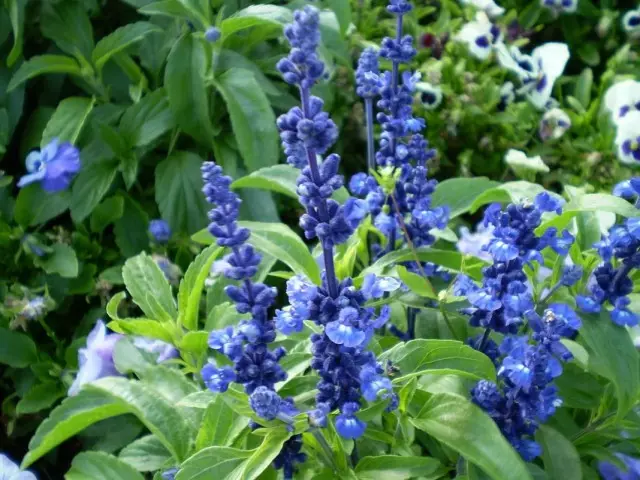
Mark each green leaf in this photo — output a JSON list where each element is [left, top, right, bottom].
[[0, 327, 37, 367], [118, 435, 171, 472], [176, 447, 252, 480], [119, 88, 174, 147], [380, 339, 496, 383], [66, 451, 144, 480], [355, 455, 445, 480], [536, 426, 581, 480], [215, 68, 279, 171], [71, 161, 119, 223], [397, 265, 436, 299], [325, 0, 352, 34], [193, 221, 321, 284], [6, 0, 25, 66], [140, 366, 198, 404], [579, 312, 640, 417], [8, 55, 82, 92], [107, 319, 174, 343], [195, 396, 244, 450], [138, 0, 204, 24], [178, 244, 224, 330], [36, 243, 79, 278], [575, 68, 593, 108], [242, 429, 292, 480], [42, 96, 96, 146], [122, 252, 177, 321], [470, 181, 553, 213], [155, 151, 210, 235], [17, 382, 65, 415], [14, 185, 70, 226], [432, 177, 500, 218], [361, 247, 486, 281], [411, 393, 532, 480], [93, 22, 160, 70], [40, 1, 94, 60], [220, 5, 292, 37], [114, 194, 149, 258], [90, 196, 125, 233], [165, 34, 214, 146]]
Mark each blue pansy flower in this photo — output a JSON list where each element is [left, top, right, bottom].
[[18, 138, 81, 193]]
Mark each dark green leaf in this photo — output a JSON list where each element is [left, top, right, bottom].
[[155, 151, 210, 234], [40, 1, 94, 60], [90, 196, 125, 233], [433, 177, 500, 218], [6, 0, 25, 66], [411, 393, 531, 480], [36, 243, 79, 278], [380, 339, 496, 382], [355, 455, 445, 480], [93, 22, 161, 70], [536, 426, 581, 480], [42, 96, 96, 146], [114, 194, 149, 257], [71, 161, 119, 223], [8, 55, 82, 92], [17, 382, 65, 414], [165, 34, 214, 146], [14, 185, 70, 226], [215, 68, 279, 171], [66, 451, 144, 480], [0, 327, 37, 368], [119, 88, 174, 147], [575, 69, 593, 108]]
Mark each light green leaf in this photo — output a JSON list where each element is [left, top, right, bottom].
[[71, 160, 119, 223], [575, 68, 593, 108], [7, 55, 82, 92], [107, 319, 174, 343], [119, 88, 174, 147], [14, 185, 70, 226], [93, 22, 161, 70], [193, 221, 321, 284], [0, 327, 37, 367], [195, 396, 244, 450], [432, 177, 500, 218], [215, 68, 279, 171], [155, 151, 210, 235], [66, 451, 144, 480], [536, 426, 582, 480], [579, 312, 640, 417], [119, 435, 171, 472], [469, 181, 551, 213], [140, 366, 198, 405], [165, 34, 214, 146], [411, 393, 532, 480], [178, 331, 208, 356], [242, 429, 292, 480], [42, 96, 96, 146], [397, 265, 436, 299], [355, 455, 445, 480], [178, 244, 224, 330], [17, 382, 65, 415], [380, 339, 496, 382], [177, 391, 217, 409], [36, 243, 79, 278], [122, 252, 177, 321], [176, 447, 252, 480], [138, 0, 202, 23], [220, 5, 292, 37]]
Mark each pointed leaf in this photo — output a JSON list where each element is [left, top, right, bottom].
[[119, 435, 171, 472], [355, 455, 445, 480], [7, 55, 82, 92], [93, 22, 161, 70], [66, 451, 144, 480], [41, 96, 96, 146], [176, 447, 252, 480]]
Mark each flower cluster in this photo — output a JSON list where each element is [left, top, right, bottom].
[[276, 5, 398, 441], [17, 138, 81, 193], [576, 178, 640, 327]]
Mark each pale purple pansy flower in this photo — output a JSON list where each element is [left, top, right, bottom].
[[17, 138, 81, 193], [68, 320, 123, 396], [0, 454, 36, 480]]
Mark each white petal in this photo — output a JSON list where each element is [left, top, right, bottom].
[[86, 320, 107, 350], [534, 42, 570, 82], [505, 149, 549, 172], [615, 111, 640, 165], [604, 79, 640, 123]]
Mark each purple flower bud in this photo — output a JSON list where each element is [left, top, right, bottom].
[[149, 219, 172, 244], [205, 26, 221, 42]]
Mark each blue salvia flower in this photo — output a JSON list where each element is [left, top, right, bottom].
[[149, 219, 172, 244], [356, 47, 383, 171], [277, 5, 398, 441], [598, 453, 640, 479], [576, 179, 639, 327]]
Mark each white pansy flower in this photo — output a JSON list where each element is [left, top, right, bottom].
[[498, 81, 515, 110], [459, 0, 505, 18], [615, 111, 640, 165], [604, 79, 640, 125], [622, 7, 640, 35], [539, 108, 571, 141], [0, 454, 37, 480], [416, 81, 443, 110], [540, 0, 578, 14], [455, 12, 502, 60], [505, 149, 550, 177], [497, 42, 569, 110]]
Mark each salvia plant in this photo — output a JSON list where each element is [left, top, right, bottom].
[[2, 0, 640, 479]]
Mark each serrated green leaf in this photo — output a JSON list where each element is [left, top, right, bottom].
[[122, 252, 177, 321], [93, 22, 160, 70], [195, 396, 244, 450], [380, 339, 496, 383], [411, 393, 532, 480], [17, 382, 65, 415], [7, 55, 82, 92], [355, 455, 445, 480], [176, 446, 252, 480], [35, 243, 79, 278], [41, 96, 96, 146], [66, 451, 144, 480], [215, 68, 279, 171], [119, 435, 171, 472], [155, 151, 210, 235], [165, 34, 214, 146], [0, 327, 38, 368]]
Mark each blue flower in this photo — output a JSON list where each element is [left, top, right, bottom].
[[598, 453, 640, 480], [275, 308, 305, 335], [343, 198, 368, 229], [325, 307, 367, 348], [0, 454, 37, 480], [207, 326, 242, 360], [205, 26, 221, 42], [18, 138, 81, 193], [68, 320, 122, 396], [335, 402, 366, 439], [202, 361, 236, 393], [160, 468, 178, 480], [149, 219, 172, 244], [273, 435, 307, 480], [361, 273, 401, 299], [360, 366, 393, 402], [356, 48, 382, 99], [249, 386, 282, 420], [133, 337, 178, 363]]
